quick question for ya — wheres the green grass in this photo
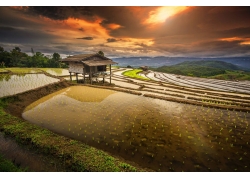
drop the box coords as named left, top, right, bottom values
left=210, top=70, right=250, bottom=81
left=0, top=98, right=145, bottom=172
left=0, top=69, right=9, bottom=73
left=0, top=154, right=25, bottom=172
left=122, top=69, right=150, bottom=80
left=111, top=66, right=120, bottom=69
left=153, top=60, right=250, bottom=81
left=5, top=68, right=42, bottom=74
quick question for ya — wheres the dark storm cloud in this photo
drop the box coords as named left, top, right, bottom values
left=107, top=38, right=118, bottom=43
left=0, top=7, right=43, bottom=29
left=0, top=26, right=58, bottom=45
left=197, top=7, right=250, bottom=32
left=214, top=26, right=250, bottom=38
left=1, top=6, right=250, bottom=57
left=195, top=40, right=250, bottom=53
left=18, top=7, right=94, bottom=21
left=76, top=37, right=94, bottom=40
left=99, top=20, right=109, bottom=27
left=0, top=26, right=16, bottom=31
left=153, top=39, right=250, bottom=57
left=45, top=29, right=55, bottom=32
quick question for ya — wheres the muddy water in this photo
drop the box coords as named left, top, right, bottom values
left=0, top=132, right=67, bottom=171
left=0, top=74, right=59, bottom=98
left=22, top=86, right=250, bottom=171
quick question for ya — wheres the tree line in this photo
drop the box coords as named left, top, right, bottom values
left=0, top=46, right=68, bottom=68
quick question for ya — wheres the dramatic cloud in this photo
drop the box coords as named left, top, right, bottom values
left=76, top=37, right=94, bottom=40
left=0, top=26, right=16, bottom=31
left=0, top=6, right=250, bottom=57
left=107, top=38, right=119, bottom=43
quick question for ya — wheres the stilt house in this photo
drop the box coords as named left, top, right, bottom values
left=60, top=53, right=117, bottom=84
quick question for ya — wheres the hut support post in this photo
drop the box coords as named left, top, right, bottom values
left=70, top=72, right=72, bottom=81
left=90, top=67, right=92, bottom=84
left=76, top=73, right=78, bottom=83
left=109, top=64, right=111, bottom=84
left=83, top=68, right=85, bottom=84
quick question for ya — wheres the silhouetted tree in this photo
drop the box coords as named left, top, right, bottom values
left=98, top=51, right=104, bottom=56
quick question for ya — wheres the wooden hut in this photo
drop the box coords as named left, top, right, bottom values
left=60, top=53, right=117, bottom=84
left=140, top=66, right=148, bottom=71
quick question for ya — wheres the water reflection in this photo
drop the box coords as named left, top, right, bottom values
left=0, top=74, right=59, bottom=97
left=39, top=68, right=70, bottom=76
left=22, top=86, right=250, bottom=171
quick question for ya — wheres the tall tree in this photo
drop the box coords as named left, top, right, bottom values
left=31, top=48, right=35, bottom=55
left=14, top=47, right=21, bottom=52
left=0, top=47, right=11, bottom=67
left=10, top=47, right=22, bottom=66
left=52, top=52, right=60, bottom=61
left=0, top=46, right=4, bottom=53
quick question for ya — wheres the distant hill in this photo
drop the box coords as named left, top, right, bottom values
left=152, top=60, right=244, bottom=77
left=112, top=56, right=250, bottom=70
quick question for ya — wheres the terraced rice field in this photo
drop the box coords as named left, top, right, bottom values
left=39, top=68, right=70, bottom=76
left=111, top=68, right=250, bottom=112
left=1, top=67, right=250, bottom=171
left=4, top=68, right=43, bottom=74
left=22, top=86, right=250, bottom=171
left=0, top=74, right=60, bottom=98
left=152, top=72, right=250, bottom=94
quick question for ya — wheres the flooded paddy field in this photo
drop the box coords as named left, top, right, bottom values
left=0, top=74, right=60, bottom=98
left=22, top=86, right=250, bottom=172
left=4, top=68, right=43, bottom=74
left=39, top=68, right=70, bottom=76
left=154, top=72, right=250, bottom=94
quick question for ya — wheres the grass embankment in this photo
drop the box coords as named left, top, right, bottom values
left=0, top=69, right=9, bottom=73
left=210, top=70, right=250, bottom=81
left=122, top=69, right=150, bottom=80
left=5, top=68, right=42, bottom=74
left=0, top=85, right=146, bottom=172
left=0, top=154, right=26, bottom=172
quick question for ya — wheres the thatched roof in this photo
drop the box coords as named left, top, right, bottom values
left=60, top=53, right=111, bottom=62
left=84, top=60, right=117, bottom=66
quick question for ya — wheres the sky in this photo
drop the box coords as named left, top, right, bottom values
left=0, top=4, right=250, bottom=58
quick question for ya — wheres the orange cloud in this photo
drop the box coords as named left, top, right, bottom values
left=35, top=17, right=110, bottom=44
left=219, top=37, right=250, bottom=45
left=144, top=6, right=188, bottom=24
left=105, top=37, right=154, bottom=48
left=106, top=23, right=122, bottom=30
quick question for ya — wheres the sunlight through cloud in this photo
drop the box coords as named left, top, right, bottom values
left=144, top=6, right=188, bottom=24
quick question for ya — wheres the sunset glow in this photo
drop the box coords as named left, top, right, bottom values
left=144, top=6, right=188, bottom=24
left=220, top=37, right=250, bottom=45
left=0, top=6, right=250, bottom=57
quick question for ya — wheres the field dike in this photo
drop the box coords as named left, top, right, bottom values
left=0, top=80, right=148, bottom=172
